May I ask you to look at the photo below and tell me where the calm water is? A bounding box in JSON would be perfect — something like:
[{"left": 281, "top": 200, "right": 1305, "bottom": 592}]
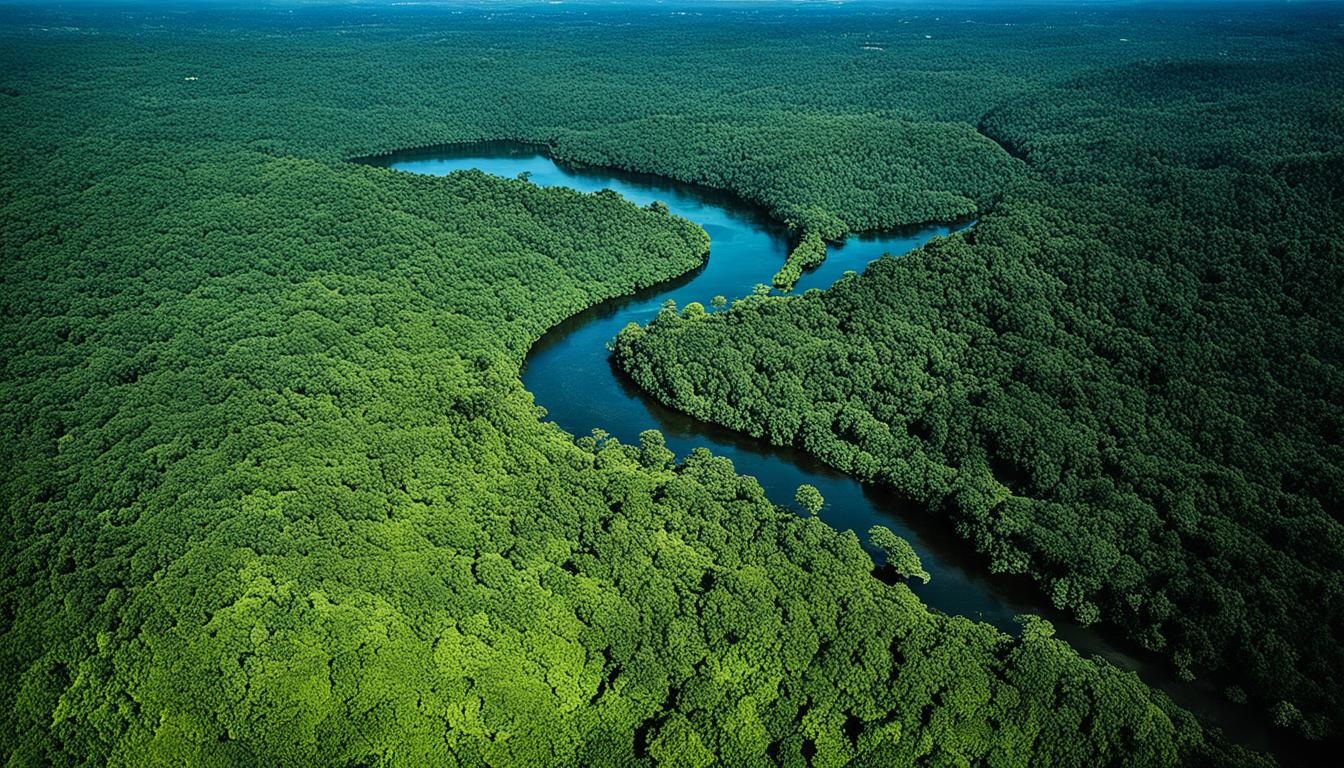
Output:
[{"left": 361, "top": 141, "right": 1276, "bottom": 756}]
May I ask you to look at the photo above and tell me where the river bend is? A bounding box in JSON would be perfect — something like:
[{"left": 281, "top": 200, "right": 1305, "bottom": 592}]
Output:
[{"left": 360, "top": 140, "right": 1268, "bottom": 753}]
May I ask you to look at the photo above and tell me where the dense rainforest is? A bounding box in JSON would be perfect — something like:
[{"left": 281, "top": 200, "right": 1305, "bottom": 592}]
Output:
[
  {"left": 1, "top": 1, "right": 1337, "bottom": 766},
  {"left": 613, "top": 5, "right": 1344, "bottom": 751}
]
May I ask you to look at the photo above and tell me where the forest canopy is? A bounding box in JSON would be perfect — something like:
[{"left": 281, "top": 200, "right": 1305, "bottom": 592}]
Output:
[
  {"left": 613, "top": 28, "right": 1344, "bottom": 747},
  {"left": 2, "top": 2, "right": 1339, "bottom": 766}
]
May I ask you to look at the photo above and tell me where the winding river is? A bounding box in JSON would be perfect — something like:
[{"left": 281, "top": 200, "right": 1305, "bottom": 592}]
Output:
[{"left": 360, "top": 141, "right": 1278, "bottom": 757}]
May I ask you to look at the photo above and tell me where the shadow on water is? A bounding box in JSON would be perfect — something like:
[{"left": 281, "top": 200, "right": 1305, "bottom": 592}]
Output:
[{"left": 356, "top": 140, "right": 1306, "bottom": 761}]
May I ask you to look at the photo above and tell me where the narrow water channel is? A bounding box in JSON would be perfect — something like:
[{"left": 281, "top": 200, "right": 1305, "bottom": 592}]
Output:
[{"left": 359, "top": 140, "right": 1277, "bottom": 757}]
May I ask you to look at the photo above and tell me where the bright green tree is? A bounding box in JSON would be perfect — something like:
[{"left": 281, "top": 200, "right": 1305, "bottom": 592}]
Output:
[
  {"left": 869, "top": 525, "right": 930, "bottom": 584},
  {"left": 795, "top": 484, "right": 824, "bottom": 515}
]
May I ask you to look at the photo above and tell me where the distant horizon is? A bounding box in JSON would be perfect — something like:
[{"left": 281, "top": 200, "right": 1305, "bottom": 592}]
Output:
[{"left": 3, "top": 0, "right": 1339, "bottom": 8}]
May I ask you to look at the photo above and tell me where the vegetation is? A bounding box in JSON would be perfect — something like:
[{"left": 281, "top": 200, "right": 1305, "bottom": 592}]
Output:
[
  {"left": 869, "top": 527, "right": 931, "bottom": 586},
  {"left": 794, "top": 484, "right": 825, "bottom": 516},
  {"left": 2, "top": 1, "right": 1335, "bottom": 765},
  {"left": 614, "top": 30, "right": 1344, "bottom": 746},
  {"left": 773, "top": 232, "right": 828, "bottom": 293}
]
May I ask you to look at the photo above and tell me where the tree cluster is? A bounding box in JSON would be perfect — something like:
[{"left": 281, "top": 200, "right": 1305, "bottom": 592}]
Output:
[
  {"left": 3, "top": 2, "right": 1333, "bottom": 764},
  {"left": 614, "top": 48, "right": 1344, "bottom": 743}
]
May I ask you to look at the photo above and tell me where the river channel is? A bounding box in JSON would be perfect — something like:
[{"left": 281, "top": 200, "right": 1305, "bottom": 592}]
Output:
[{"left": 359, "top": 140, "right": 1276, "bottom": 757}]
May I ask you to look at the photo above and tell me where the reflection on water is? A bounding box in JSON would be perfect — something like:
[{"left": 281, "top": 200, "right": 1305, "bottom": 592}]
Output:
[{"left": 360, "top": 141, "right": 1277, "bottom": 756}]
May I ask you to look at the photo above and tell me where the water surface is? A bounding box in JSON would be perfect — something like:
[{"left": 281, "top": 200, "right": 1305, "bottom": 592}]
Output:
[{"left": 362, "top": 141, "right": 1273, "bottom": 755}]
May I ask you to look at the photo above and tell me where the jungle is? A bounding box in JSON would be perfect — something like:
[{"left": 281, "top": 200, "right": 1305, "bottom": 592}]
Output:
[{"left": 2, "top": 1, "right": 1340, "bottom": 766}]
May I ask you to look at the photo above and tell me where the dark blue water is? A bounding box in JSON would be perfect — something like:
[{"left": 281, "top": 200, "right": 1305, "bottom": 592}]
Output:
[{"left": 362, "top": 141, "right": 1272, "bottom": 754}]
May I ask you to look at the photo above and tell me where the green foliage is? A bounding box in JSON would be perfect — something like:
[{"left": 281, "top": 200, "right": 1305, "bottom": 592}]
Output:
[
  {"left": 772, "top": 231, "right": 827, "bottom": 292},
  {"left": 638, "top": 429, "right": 676, "bottom": 471},
  {"left": 0, "top": 3, "right": 1309, "bottom": 766},
  {"left": 613, "top": 32, "right": 1344, "bottom": 742},
  {"left": 554, "top": 115, "right": 1013, "bottom": 233},
  {"left": 794, "top": 484, "right": 824, "bottom": 516},
  {"left": 869, "top": 526, "right": 930, "bottom": 584}
]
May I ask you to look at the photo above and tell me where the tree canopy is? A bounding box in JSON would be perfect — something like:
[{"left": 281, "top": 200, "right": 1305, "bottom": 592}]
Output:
[
  {"left": 613, "top": 35, "right": 1344, "bottom": 745},
  {"left": 2, "top": 1, "right": 1332, "bottom": 765}
]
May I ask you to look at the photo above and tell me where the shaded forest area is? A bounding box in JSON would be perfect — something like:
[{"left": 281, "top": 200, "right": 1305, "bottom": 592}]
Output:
[
  {"left": 614, "top": 15, "right": 1344, "bottom": 749},
  {"left": 2, "top": 2, "right": 1338, "bottom": 766}
]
